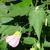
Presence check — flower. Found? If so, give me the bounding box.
[6,31,21,48]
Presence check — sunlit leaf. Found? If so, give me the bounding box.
[0,17,13,24]
[23,37,37,45]
[0,25,22,35]
[29,6,45,39]
[9,0,32,17]
[9,6,30,17]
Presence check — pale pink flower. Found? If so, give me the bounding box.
[6,31,21,48]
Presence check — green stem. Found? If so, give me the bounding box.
[35,0,38,7]
[47,0,48,10]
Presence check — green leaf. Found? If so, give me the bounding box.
[0,40,8,50]
[0,25,8,34]
[29,6,45,39]
[23,37,37,45]
[21,0,32,6]
[0,25,22,35]
[43,41,50,47]
[0,2,8,17]
[47,0,50,2]
[9,5,30,17]
[0,17,13,24]
[39,48,44,50]
[9,0,32,17]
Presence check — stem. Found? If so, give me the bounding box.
[47,0,48,10]
[35,0,38,7]
[45,18,48,26]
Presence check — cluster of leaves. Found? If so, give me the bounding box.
[0,0,50,50]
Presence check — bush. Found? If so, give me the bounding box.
[0,0,50,50]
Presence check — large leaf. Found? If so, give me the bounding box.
[0,25,22,35]
[23,37,37,45]
[47,0,50,4]
[29,6,45,39]
[21,0,32,6]
[9,6,30,17]
[9,0,32,17]
[0,25,8,34]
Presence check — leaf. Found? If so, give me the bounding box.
[23,37,37,45]
[0,25,8,34]
[43,41,50,47]
[21,0,32,6]
[0,25,22,35]
[1,0,17,2]
[30,48,35,50]
[9,0,32,17]
[29,6,45,39]
[47,0,50,4]
[39,48,44,50]
[21,26,32,33]
[0,2,13,24]
[0,40,8,50]
[0,2,8,17]
[9,6,30,17]
[0,17,13,24]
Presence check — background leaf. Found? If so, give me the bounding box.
[0,17,13,24]
[23,37,37,45]
[0,40,8,50]
[9,6,30,17]
[43,41,50,47]
[0,25,22,35]
[9,0,32,17]
[29,6,45,39]
[0,2,8,17]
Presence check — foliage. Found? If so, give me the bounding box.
[0,0,50,50]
